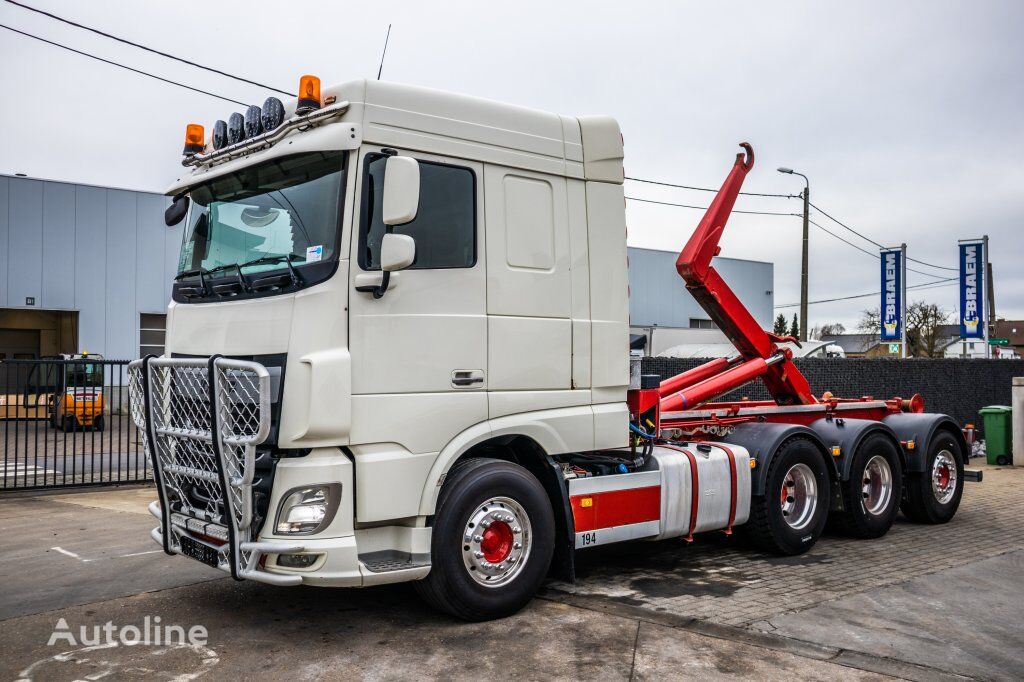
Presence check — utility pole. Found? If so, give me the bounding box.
[778,167,810,341]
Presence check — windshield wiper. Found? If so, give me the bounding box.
[233,254,303,287]
[174,267,210,298]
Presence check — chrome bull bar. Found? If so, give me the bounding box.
[129,356,302,586]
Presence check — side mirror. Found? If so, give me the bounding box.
[381,233,416,272]
[165,194,190,227]
[382,156,420,225]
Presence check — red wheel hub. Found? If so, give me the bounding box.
[937,465,951,490]
[480,520,514,563]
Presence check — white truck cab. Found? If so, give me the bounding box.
[136,77,637,617]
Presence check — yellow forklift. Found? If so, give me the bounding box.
[41,354,106,432]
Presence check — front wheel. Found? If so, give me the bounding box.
[414,458,555,621]
[901,430,964,524]
[742,437,831,555]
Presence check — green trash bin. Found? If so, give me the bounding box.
[979,405,1013,465]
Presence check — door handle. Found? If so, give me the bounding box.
[451,370,484,388]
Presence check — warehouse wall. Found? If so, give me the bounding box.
[643,356,1024,437]
[0,175,181,360]
[627,247,774,329]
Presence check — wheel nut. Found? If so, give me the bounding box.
[512,526,521,534]
[474,551,484,559]
[473,535,483,543]
[513,542,522,549]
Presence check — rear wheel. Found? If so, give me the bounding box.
[414,458,555,621]
[901,430,964,524]
[829,434,903,538]
[743,438,831,555]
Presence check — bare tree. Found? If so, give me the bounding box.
[859,307,881,334]
[857,303,950,356]
[812,322,846,338]
[906,302,951,357]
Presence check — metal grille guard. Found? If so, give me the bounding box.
[129,356,302,586]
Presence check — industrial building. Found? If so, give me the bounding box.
[0,174,179,364]
[0,175,772,363]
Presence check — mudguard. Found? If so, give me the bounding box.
[718,421,837,496]
[806,417,902,481]
[882,413,967,473]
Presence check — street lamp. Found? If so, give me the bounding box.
[778,167,810,342]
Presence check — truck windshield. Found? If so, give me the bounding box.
[177,151,346,282]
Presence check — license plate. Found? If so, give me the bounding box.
[179,535,222,568]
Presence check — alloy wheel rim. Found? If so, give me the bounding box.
[931,451,957,504]
[461,496,532,588]
[780,463,818,530]
[861,455,893,516]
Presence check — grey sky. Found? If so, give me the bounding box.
[2,0,1021,329]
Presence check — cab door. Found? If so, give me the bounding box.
[348,148,487,454]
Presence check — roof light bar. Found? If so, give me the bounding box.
[181,100,350,168]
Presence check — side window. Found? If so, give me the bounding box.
[360,154,476,270]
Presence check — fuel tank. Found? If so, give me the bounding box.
[567,442,751,549]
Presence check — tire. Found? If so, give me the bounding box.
[414,458,555,621]
[829,434,903,538]
[901,429,964,524]
[93,416,105,432]
[61,416,75,433]
[743,437,831,555]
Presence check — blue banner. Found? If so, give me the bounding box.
[959,241,984,339]
[880,249,902,341]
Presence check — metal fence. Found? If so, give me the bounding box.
[1,358,150,490]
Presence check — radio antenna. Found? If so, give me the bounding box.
[376,24,392,80]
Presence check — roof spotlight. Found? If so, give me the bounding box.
[244,105,263,139]
[227,112,245,145]
[261,97,284,132]
[212,120,228,150]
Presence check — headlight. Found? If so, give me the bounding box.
[275,484,340,535]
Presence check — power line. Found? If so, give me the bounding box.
[625,196,802,217]
[3,0,294,97]
[810,200,958,272]
[808,218,950,282]
[774,278,957,309]
[626,175,798,199]
[0,23,250,106]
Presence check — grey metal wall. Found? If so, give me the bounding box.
[627,246,773,329]
[0,175,181,360]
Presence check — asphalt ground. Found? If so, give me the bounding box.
[1,465,1021,681]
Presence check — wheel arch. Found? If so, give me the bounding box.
[720,421,838,496]
[806,418,903,481]
[419,426,576,582]
[882,412,967,473]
